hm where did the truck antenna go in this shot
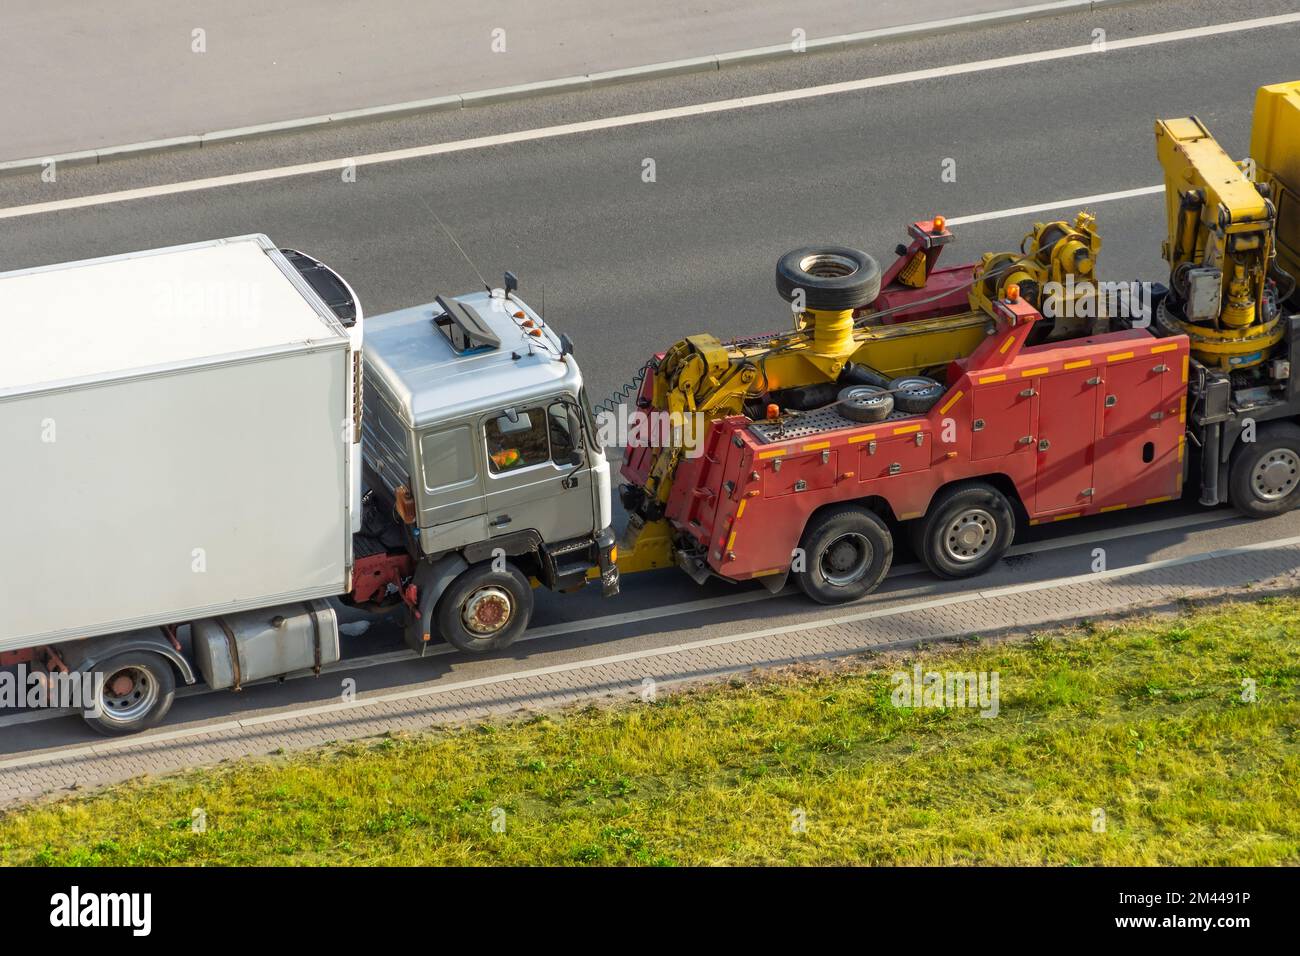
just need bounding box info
[417,195,491,292]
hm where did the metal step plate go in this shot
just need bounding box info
[748,407,915,444]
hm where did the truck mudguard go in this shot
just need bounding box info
[403,552,470,655]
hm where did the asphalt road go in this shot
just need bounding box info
[2,0,1300,768]
[0,0,1038,160]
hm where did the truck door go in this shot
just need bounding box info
[415,423,490,554]
[1034,367,1101,513]
[482,398,596,544]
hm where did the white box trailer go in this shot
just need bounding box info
[0,236,364,719]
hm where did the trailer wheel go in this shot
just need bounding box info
[837,385,894,423]
[84,652,176,736]
[1228,422,1300,517]
[888,375,944,414]
[795,505,893,604]
[436,562,533,653]
[916,482,1015,579]
[776,246,881,311]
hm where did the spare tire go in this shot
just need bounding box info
[889,375,944,414]
[837,385,894,423]
[776,246,881,311]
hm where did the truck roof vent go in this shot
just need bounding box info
[433,295,501,353]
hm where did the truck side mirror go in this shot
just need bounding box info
[559,333,575,356]
[504,271,519,296]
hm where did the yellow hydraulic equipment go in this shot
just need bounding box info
[1154,107,1287,369]
[1251,80,1300,295]
[968,211,1103,337]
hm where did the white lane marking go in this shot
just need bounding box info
[4,529,1294,769]
[946,185,1164,225]
[0,508,1237,730]
[1,14,1295,221]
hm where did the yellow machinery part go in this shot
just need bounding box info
[1251,80,1300,289]
[1155,114,1277,366]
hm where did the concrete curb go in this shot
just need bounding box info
[0,0,1133,176]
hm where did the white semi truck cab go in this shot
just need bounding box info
[354,275,619,656]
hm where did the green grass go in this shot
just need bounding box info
[2,597,1298,866]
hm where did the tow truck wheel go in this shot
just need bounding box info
[795,505,893,604]
[1228,422,1300,517]
[84,652,176,736]
[916,482,1015,579]
[436,562,533,653]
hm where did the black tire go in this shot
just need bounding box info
[1228,422,1300,517]
[776,246,881,311]
[889,375,944,414]
[837,385,894,423]
[435,561,534,653]
[916,482,1016,579]
[84,651,176,736]
[794,505,893,604]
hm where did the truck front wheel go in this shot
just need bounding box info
[436,562,534,653]
[1229,422,1300,517]
[84,652,176,736]
[794,505,893,605]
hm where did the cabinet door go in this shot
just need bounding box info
[1034,368,1101,513]
[971,381,1035,462]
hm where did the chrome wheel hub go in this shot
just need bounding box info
[942,508,996,563]
[99,666,159,723]
[1252,449,1300,501]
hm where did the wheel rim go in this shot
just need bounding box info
[461,586,514,635]
[99,666,159,723]
[941,507,997,563]
[1251,449,1300,501]
[821,532,872,586]
[841,386,888,409]
[894,377,937,398]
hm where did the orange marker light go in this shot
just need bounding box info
[766,403,780,419]
[932,215,946,232]
[1006,283,1021,302]
[529,328,542,337]
[513,311,526,319]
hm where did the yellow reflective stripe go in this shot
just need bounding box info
[938,390,964,414]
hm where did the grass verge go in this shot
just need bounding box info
[2,596,1297,865]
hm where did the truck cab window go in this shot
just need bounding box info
[419,425,476,491]
[549,401,582,466]
[486,406,549,473]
